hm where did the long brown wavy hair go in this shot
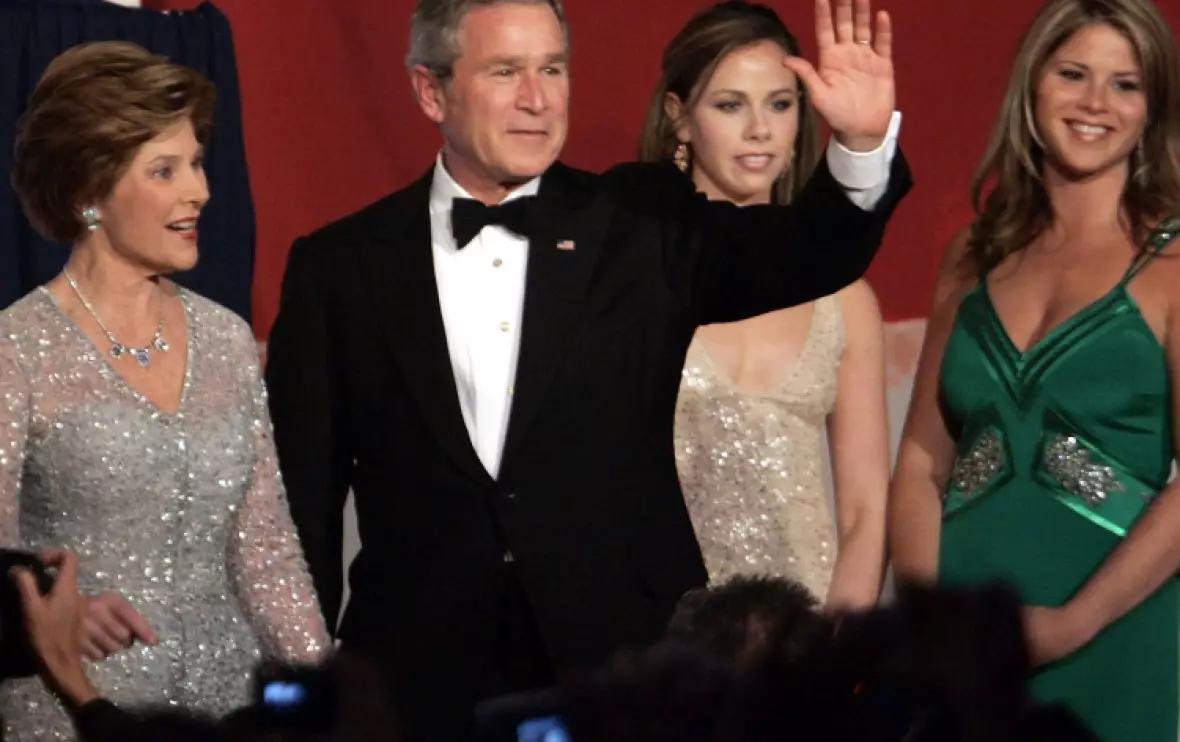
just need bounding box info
[967,0,1180,275]
[638,1,820,205]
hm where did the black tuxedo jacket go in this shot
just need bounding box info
[265,154,911,683]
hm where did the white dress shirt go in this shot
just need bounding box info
[429,111,903,478]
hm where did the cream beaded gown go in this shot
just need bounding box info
[0,287,330,741]
[674,295,843,599]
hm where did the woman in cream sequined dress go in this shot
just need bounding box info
[640,2,890,607]
[0,43,330,740]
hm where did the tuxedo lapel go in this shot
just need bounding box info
[500,163,612,475]
[356,170,494,488]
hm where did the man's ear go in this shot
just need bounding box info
[409,65,448,124]
[664,92,690,145]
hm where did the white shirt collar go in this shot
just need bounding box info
[428,151,542,214]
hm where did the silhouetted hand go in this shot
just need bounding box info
[11,549,98,708]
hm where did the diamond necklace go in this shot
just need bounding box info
[63,269,170,368]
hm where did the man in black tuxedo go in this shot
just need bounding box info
[265,0,910,738]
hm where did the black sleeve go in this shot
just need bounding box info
[265,237,353,634]
[73,699,136,742]
[601,150,912,326]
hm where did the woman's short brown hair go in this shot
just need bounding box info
[11,41,216,244]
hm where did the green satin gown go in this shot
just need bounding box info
[938,218,1180,742]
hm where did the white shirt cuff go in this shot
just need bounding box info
[825,110,902,210]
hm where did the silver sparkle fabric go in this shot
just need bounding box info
[1043,434,1126,507]
[950,430,1006,501]
[674,295,844,600]
[0,287,330,740]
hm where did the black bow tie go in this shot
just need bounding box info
[450,196,535,248]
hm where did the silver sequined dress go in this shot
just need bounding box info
[674,295,844,599]
[0,287,331,740]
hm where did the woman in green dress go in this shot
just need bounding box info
[888,1,1180,740]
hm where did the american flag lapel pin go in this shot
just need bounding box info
[556,239,576,251]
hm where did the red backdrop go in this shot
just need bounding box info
[145,0,1180,335]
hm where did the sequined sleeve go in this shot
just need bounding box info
[228,329,332,663]
[0,339,27,549]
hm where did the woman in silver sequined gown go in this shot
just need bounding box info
[0,43,330,740]
[640,4,890,607]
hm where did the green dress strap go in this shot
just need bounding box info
[1120,215,1180,284]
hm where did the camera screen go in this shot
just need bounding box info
[517,714,571,742]
[263,681,308,709]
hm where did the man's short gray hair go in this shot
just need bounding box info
[406,0,570,82]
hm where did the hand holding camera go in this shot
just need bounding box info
[8,548,99,708]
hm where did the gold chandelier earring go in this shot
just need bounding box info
[674,142,690,173]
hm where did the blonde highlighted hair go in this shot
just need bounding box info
[967,0,1180,274]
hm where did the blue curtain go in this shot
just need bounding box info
[0,0,255,322]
